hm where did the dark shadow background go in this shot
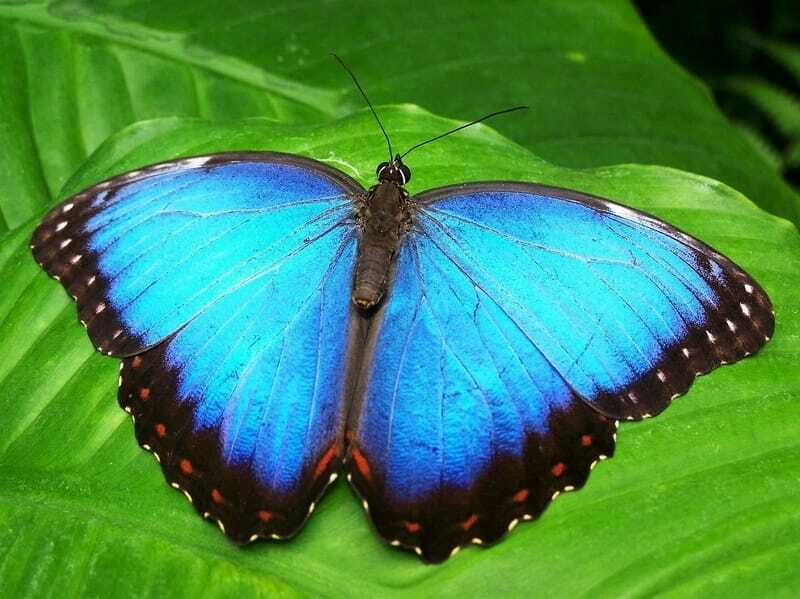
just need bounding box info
[637,0,800,190]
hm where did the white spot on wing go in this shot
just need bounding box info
[62,203,74,213]
[744,284,753,294]
[656,370,667,382]
[740,303,751,317]
[726,319,736,332]
[183,156,213,169]
[59,238,72,249]
[56,221,67,232]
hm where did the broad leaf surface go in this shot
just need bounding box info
[0,0,798,232]
[1,110,798,597]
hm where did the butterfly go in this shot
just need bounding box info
[29,63,774,563]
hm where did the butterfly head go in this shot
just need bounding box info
[376,155,411,186]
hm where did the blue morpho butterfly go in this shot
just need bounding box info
[30,60,774,563]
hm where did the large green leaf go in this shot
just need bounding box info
[1,0,798,232]
[1,109,798,597]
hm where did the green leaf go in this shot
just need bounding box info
[738,29,800,85]
[722,76,800,139]
[0,2,336,231]
[2,110,799,597]
[786,140,800,169]
[733,122,783,172]
[1,0,798,232]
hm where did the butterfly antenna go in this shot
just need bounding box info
[399,106,528,160]
[332,54,393,163]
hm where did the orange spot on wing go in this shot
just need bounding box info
[351,448,371,480]
[512,488,529,503]
[154,423,166,438]
[551,462,566,477]
[131,356,143,368]
[179,459,193,475]
[314,445,338,478]
[211,488,224,504]
[258,510,273,522]
[460,514,478,531]
[139,387,150,400]
[404,521,421,534]
[581,434,593,447]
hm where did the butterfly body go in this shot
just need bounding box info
[353,158,413,309]
[30,149,774,563]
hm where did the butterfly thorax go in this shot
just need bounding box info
[352,160,413,310]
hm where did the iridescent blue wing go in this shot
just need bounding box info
[32,153,364,540]
[31,153,361,356]
[346,183,773,562]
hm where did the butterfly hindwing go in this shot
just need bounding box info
[346,183,773,561]
[118,229,358,540]
[34,152,365,540]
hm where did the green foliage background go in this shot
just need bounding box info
[637,0,800,192]
[0,1,798,597]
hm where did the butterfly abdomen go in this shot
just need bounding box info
[352,181,410,309]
